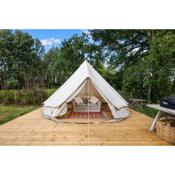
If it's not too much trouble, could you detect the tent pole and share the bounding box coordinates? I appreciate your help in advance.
[88,79,89,145]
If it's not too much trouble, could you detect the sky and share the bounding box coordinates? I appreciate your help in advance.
[22,29,86,51]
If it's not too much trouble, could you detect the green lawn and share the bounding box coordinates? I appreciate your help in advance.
[0,105,38,125]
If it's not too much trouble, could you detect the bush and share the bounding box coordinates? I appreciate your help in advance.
[0,88,56,105]
[0,90,16,104]
[16,89,48,105]
[46,88,57,96]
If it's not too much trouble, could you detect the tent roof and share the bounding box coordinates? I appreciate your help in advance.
[44,60,128,109]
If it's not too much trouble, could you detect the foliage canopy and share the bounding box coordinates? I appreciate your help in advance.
[1,29,175,103]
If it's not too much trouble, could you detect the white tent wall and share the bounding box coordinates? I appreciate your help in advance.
[43,79,102,118]
[43,60,129,119]
[89,79,129,119]
[43,78,87,118]
[87,61,128,108]
[44,60,89,108]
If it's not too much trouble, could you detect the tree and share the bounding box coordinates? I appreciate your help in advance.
[43,47,61,87]
[0,30,15,89]
[90,30,149,67]
[0,29,45,89]
[56,34,91,84]
[1,29,175,105]
[90,30,175,102]
[144,30,175,102]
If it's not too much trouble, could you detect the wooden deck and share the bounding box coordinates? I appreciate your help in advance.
[0,108,172,145]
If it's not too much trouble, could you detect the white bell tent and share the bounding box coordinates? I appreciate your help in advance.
[43,60,129,119]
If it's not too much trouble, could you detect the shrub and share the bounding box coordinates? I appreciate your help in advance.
[16,88,48,105]
[0,90,16,104]
[133,104,157,118]
[0,88,52,105]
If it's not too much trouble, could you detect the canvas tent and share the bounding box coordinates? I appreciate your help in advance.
[43,60,129,119]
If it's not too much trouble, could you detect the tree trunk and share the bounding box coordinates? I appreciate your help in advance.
[172,78,175,93]
[0,72,4,89]
[147,84,152,104]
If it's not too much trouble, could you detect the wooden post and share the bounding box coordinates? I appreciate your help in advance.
[149,111,162,132]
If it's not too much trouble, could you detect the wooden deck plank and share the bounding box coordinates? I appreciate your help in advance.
[0,108,172,145]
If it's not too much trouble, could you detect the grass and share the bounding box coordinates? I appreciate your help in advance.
[0,88,55,125]
[0,105,37,125]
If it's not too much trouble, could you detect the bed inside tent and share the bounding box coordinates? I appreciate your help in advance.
[61,78,113,120]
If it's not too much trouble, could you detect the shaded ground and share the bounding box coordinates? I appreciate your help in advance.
[0,108,171,145]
